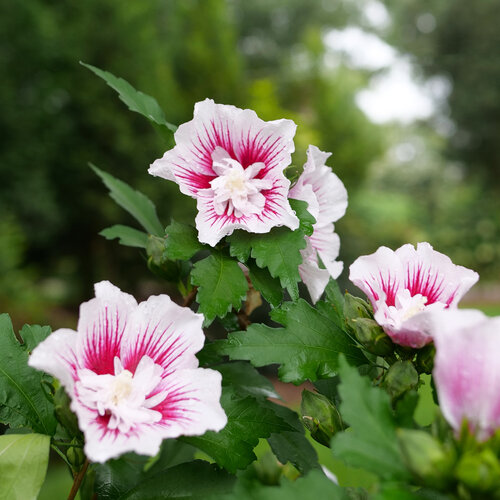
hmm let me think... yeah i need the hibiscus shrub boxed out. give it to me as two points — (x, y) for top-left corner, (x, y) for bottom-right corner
(1, 64), (499, 500)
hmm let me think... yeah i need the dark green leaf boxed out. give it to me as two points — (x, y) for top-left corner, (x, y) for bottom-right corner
(289, 198), (316, 236)
(221, 299), (366, 384)
(81, 62), (177, 133)
(100, 225), (149, 248)
(215, 361), (280, 400)
(92, 165), (164, 236)
(0, 433), (50, 500)
(164, 220), (204, 260)
(331, 356), (410, 480)
(0, 315), (57, 435)
(228, 232), (253, 262)
(325, 280), (346, 328)
(191, 253), (248, 324)
(247, 261), (283, 306)
(182, 388), (294, 473)
(210, 469), (349, 500)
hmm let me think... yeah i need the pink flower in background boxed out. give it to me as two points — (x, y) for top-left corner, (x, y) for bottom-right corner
(29, 281), (226, 463)
(289, 145), (348, 303)
(149, 99), (299, 246)
(349, 242), (478, 348)
(430, 309), (500, 441)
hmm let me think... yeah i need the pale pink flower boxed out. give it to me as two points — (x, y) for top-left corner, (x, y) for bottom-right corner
(149, 99), (299, 246)
(349, 243), (478, 348)
(430, 309), (500, 441)
(29, 281), (226, 463)
(289, 145), (348, 303)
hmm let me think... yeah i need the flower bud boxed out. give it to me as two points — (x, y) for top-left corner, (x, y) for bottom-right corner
(455, 449), (500, 492)
(300, 390), (343, 447)
(343, 293), (373, 320)
(67, 438), (86, 469)
(384, 361), (418, 400)
(146, 235), (183, 281)
(349, 317), (394, 356)
(397, 429), (455, 488)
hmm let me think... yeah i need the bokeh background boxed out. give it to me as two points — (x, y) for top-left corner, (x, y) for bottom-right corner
(2, 0), (500, 332)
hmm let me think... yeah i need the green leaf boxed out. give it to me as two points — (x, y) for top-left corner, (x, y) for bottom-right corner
(164, 220), (204, 260)
(91, 164), (164, 236)
(215, 361), (280, 400)
(95, 459), (235, 500)
(324, 280), (346, 329)
(100, 225), (149, 248)
(81, 62), (177, 133)
(289, 198), (316, 236)
(210, 469), (349, 500)
(227, 232), (253, 262)
(331, 356), (411, 480)
(0, 433), (50, 500)
(247, 261), (283, 306)
(250, 228), (305, 301)
(0, 315), (57, 435)
(221, 299), (366, 384)
(182, 388), (294, 473)
(191, 253), (248, 324)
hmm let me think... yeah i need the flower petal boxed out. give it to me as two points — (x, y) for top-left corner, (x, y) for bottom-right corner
(77, 281), (137, 375)
(120, 294), (205, 373)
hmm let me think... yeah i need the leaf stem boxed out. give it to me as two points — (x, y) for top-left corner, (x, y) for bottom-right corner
(51, 444), (72, 469)
(68, 458), (89, 500)
(183, 286), (198, 307)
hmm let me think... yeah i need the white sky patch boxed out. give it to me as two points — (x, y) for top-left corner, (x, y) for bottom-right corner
(324, 25), (451, 124)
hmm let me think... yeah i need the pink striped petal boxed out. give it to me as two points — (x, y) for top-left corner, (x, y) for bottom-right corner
(430, 309), (500, 440)
(349, 243), (479, 348)
(149, 99), (299, 246)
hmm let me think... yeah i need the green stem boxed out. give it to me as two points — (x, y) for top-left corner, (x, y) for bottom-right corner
(51, 444), (73, 469)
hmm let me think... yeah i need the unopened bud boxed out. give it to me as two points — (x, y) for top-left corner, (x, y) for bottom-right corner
(67, 438), (85, 469)
(343, 293), (373, 320)
(415, 344), (435, 374)
(349, 317), (394, 356)
(455, 449), (500, 492)
(301, 390), (343, 447)
(397, 429), (455, 488)
(384, 361), (418, 399)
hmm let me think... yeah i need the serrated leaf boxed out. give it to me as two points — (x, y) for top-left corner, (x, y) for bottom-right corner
(95, 459), (235, 500)
(0, 433), (50, 500)
(100, 225), (149, 248)
(164, 220), (204, 260)
(250, 227), (305, 301)
(325, 279), (346, 329)
(331, 356), (411, 480)
(289, 198), (316, 236)
(247, 261), (283, 306)
(91, 164), (164, 236)
(215, 361), (280, 400)
(81, 62), (177, 134)
(209, 469), (349, 500)
(191, 253), (248, 324)
(227, 232), (253, 262)
(182, 388), (294, 473)
(0, 315), (57, 435)
(221, 300), (366, 384)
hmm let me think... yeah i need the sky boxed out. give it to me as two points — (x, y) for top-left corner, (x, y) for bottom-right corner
(323, 0), (449, 125)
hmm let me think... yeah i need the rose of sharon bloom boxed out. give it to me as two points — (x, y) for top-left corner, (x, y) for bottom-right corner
(149, 99), (299, 246)
(430, 309), (500, 441)
(349, 242), (478, 348)
(29, 281), (227, 463)
(289, 145), (348, 303)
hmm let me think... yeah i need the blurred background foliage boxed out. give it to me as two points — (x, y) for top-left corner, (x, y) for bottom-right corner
(1, 0), (499, 329)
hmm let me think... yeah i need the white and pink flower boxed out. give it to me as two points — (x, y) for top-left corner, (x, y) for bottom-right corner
(430, 309), (500, 441)
(149, 99), (299, 246)
(29, 281), (227, 463)
(349, 242), (479, 348)
(289, 145), (348, 303)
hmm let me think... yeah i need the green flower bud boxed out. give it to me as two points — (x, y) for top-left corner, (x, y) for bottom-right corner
(397, 429), (455, 488)
(343, 293), (373, 320)
(300, 390), (343, 447)
(66, 438), (85, 469)
(455, 449), (500, 492)
(415, 343), (436, 374)
(349, 317), (394, 356)
(384, 360), (418, 400)
(146, 235), (184, 281)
